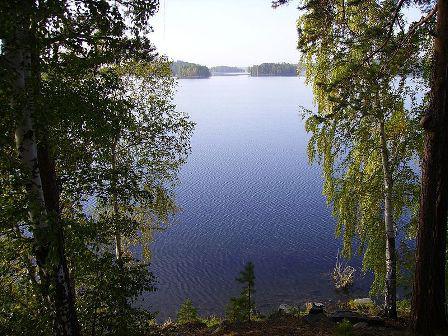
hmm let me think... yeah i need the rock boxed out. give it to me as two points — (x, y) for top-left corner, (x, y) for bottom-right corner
(304, 312), (330, 324)
(329, 310), (364, 323)
(306, 302), (325, 314)
(353, 322), (369, 330)
(329, 310), (385, 326)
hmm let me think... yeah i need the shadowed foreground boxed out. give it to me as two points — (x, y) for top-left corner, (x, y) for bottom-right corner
(150, 313), (410, 336)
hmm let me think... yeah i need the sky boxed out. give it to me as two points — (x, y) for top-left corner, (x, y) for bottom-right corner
(149, 0), (301, 68)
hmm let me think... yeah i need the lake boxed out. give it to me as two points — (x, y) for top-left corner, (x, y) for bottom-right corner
(145, 76), (368, 319)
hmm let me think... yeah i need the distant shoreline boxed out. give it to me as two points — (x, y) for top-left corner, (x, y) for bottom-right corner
(172, 61), (304, 79)
(211, 72), (250, 76)
(177, 74), (304, 79)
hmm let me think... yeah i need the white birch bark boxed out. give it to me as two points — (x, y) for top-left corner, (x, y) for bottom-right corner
(379, 120), (397, 318)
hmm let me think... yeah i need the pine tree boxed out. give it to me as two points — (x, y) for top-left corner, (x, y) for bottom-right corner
(226, 262), (255, 322)
(177, 299), (200, 325)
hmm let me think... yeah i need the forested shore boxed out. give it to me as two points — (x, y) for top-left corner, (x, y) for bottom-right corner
(170, 61), (211, 79)
(248, 63), (303, 76)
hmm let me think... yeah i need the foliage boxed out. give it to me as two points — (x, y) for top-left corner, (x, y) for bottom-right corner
(291, 0), (426, 299)
(1, 57), (192, 335)
(396, 299), (411, 317)
(348, 299), (380, 316)
(61, 59), (192, 335)
(62, 207), (156, 336)
(226, 295), (251, 323)
(0, 1), (194, 334)
(335, 319), (353, 336)
(396, 242), (416, 299)
(176, 299), (200, 325)
(226, 262), (256, 322)
(248, 62), (300, 76)
(0, 235), (53, 336)
(200, 316), (222, 328)
(280, 305), (307, 317)
(170, 61), (211, 78)
(236, 261), (255, 290)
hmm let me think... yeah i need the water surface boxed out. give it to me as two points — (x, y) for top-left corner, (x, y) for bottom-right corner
(145, 76), (367, 319)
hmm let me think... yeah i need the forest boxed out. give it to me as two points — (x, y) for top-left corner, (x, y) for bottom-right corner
(248, 63), (301, 76)
(170, 61), (211, 79)
(1, 0), (448, 336)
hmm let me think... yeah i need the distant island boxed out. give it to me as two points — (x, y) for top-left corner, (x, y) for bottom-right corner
(170, 61), (305, 78)
(210, 66), (247, 75)
(170, 61), (211, 79)
(248, 63), (304, 77)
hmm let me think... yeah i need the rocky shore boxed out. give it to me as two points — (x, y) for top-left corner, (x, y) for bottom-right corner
(150, 300), (411, 336)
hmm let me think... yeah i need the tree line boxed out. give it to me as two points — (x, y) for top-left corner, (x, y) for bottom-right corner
(170, 61), (211, 79)
(248, 62), (303, 76)
(273, 0), (447, 335)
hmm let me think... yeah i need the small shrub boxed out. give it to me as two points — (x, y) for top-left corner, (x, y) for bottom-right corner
(287, 305), (307, 317)
(201, 315), (221, 328)
(333, 254), (355, 290)
(335, 319), (353, 336)
(226, 295), (251, 323)
(176, 299), (199, 324)
(396, 299), (411, 317)
(348, 299), (379, 315)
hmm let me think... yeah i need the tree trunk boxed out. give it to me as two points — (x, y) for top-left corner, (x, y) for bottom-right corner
(38, 144), (80, 336)
(111, 137), (123, 261)
(6, 25), (80, 336)
(412, 0), (448, 333)
(379, 121), (397, 319)
(5, 29), (49, 276)
(248, 284), (251, 321)
(5, 25), (55, 307)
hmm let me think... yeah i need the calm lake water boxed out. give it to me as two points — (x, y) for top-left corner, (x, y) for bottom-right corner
(145, 76), (368, 319)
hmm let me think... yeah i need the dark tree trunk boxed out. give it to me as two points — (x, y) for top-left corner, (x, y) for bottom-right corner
(29, 9), (79, 331)
(412, 0), (448, 334)
(38, 144), (80, 336)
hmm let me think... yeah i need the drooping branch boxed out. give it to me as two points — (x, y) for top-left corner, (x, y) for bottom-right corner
(362, 0), (406, 63)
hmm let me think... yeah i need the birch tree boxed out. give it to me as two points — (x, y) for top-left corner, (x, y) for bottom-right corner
(36, 52), (193, 335)
(1, 1), (161, 334)
(273, 0), (425, 318)
(274, 0), (447, 331)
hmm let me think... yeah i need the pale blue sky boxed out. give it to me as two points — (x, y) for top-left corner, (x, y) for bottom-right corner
(150, 0), (300, 67)
(149, 0), (424, 68)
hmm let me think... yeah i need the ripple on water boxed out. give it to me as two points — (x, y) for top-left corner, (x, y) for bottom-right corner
(144, 77), (367, 320)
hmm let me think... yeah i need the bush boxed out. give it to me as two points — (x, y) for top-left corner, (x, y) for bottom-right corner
(396, 299), (411, 317)
(200, 315), (221, 328)
(226, 295), (251, 323)
(335, 319), (353, 336)
(348, 298), (379, 315)
(176, 299), (199, 324)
